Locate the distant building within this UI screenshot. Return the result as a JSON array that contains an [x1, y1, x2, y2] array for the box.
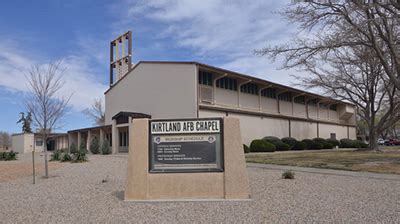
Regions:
[[11, 133, 68, 154]]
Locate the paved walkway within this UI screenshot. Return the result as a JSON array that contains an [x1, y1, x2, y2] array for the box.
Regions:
[[247, 163, 400, 181]]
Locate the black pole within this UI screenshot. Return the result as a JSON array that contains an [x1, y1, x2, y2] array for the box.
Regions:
[[32, 150, 35, 184]]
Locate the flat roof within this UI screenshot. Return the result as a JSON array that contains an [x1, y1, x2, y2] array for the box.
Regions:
[[105, 61, 354, 106]]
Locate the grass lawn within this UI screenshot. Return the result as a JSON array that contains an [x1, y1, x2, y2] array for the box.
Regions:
[[246, 149, 400, 175]]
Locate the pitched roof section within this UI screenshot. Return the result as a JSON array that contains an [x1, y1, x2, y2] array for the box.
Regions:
[[104, 61, 353, 105]]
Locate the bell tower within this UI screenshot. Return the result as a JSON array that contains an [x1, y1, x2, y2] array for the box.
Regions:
[[110, 31, 132, 86]]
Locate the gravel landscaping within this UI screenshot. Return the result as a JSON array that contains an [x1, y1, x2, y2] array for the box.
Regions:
[[1, 153, 399, 223]]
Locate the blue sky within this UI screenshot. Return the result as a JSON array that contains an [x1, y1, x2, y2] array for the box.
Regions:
[[0, 0, 300, 134]]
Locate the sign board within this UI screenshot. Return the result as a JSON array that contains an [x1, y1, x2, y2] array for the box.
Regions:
[[149, 118, 224, 173]]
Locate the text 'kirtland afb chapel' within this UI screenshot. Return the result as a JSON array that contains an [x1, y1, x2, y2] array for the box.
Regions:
[[12, 31, 356, 154]]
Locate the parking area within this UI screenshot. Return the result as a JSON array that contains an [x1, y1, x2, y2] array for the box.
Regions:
[[0, 153, 399, 223]]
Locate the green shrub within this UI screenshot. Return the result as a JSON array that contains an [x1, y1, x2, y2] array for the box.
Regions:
[[282, 170, 295, 179], [275, 142, 291, 151], [73, 149, 88, 163], [243, 144, 250, 153], [340, 138, 354, 148], [101, 140, 112, 155], [313, 138, 333, 149], [60, 153, 72, 162], [69, 143, 77, 154], [301, 139, 314, 149], [79, 142, 87, 152], [281, 137, 298, 149], [311, 141, 324, 150], [250, 139, 276, 152], [89, 137, 100, 154], [292, 141, 307, 150], [0, 152, 4, 161], [262, 136, 282, 145], [50, 149, 63, 161], [326, 139, 340, 148], [354, 140, 368, 148], [2, 151, 17, 161]]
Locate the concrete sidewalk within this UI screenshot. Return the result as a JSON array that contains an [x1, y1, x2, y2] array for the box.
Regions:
[[247, 162, 400, 181]]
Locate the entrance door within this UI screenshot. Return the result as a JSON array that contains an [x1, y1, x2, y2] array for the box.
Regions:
[[119, 130, 129, 153]]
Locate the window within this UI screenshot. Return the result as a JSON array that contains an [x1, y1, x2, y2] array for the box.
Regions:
[[261, 88, 276, 99], [216, 77, 237, 91], [278, 92, 292, 102], [329, 104, 337, 111], [36, 138, 43, 146], [308, 99, 318, 107], [106, 133, 112, 146], [240, 83, 258, 95], [330, 133, 336, 140], [198, 71, 213, 86], [294, 96, 305, 104], [320, 103, 328, 109]]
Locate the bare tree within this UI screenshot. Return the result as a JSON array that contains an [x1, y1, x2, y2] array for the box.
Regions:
[[257, 1, 400, 89], [257, 1, 400, 150], [25, 61, 71, 178], [0, 131, 12, 150], [82, 98, 105, 126]]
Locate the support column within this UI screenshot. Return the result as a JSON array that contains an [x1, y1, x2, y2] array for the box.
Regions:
[[77, 132, 81, 150], [87, 130, 92, 152], [112, 120, 119, 154], [68, 133, 72, 151], [99, 129, 104, 146]]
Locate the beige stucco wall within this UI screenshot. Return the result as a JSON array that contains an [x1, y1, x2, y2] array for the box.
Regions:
[[308, 105, 318, 119], [105, 63, 198, 125], [11, 133, 35, 153], [260, 97, 278, 113], [318, 123, 348, 139], [279, 101, 292, 116], [319, 108, 329, 120], [291, 121, 318, 140], [199, 109, 289, 145], [239, 93, 259, 110], [214, 88, 238, 107], [293, 103, 307, 118], [348, 127, 357, 139]]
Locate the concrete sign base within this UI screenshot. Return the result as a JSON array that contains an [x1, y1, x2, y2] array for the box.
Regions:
[[124, 117, 250, 200]]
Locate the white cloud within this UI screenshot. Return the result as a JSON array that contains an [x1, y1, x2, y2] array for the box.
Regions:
[[121, 0, 308, 86], [0, 39, 108, 112]]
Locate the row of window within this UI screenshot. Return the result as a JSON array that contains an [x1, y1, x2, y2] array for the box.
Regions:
[[198, 71, 338, 110]]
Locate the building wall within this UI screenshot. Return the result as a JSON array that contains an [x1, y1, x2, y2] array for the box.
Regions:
[[214, 88, 238, 107], [279, 101, 292, 116], [199, 109, 289, 145], [318, 123, 348, 139], [293, 103, 307, 118], [11, 133, 35, 153], [291, 121, 318, 140], [199, 109, 355, 145], [105, 63, 198, 124], [239, 93, 259, 110], [260, 97, 278, 113]]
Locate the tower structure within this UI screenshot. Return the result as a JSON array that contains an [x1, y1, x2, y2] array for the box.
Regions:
[[110, 31, 132, 86]]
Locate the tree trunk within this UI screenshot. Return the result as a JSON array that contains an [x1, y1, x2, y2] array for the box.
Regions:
[[369, 129, 379, 151], [43, 133, 48, 178]]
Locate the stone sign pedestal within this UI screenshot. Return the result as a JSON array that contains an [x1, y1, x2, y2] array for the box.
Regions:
[[124, 117, 250, 201]]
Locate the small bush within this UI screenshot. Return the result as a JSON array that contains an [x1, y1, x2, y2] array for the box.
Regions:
[[301, 139, 314, 149], [275, 142, 291, 151], [311, 141, 324, 150], [60, 153, 72, 162], [282, 170, 295, 179], [326, 139, 340, 148], [79, 142, 87, 152], [340, 138, 354, 148], [250, 139, 276, 152], [243, 144, 250, 153], [90, 137, 100, 154], [281, 137, 298, 149], [354, 140, 368, 148], [50, 149, 63, 161], [313, 138, 333, 149], [101, 140, 112, 155], [292, 141, 307, 150], [69, 143, 77, 154], [262, 136, 283, 145], [1, 151, 17, 161], [73, 149, 88, 163]]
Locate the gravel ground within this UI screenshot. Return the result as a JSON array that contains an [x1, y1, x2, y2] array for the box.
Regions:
[[1, 153, 399, 223]]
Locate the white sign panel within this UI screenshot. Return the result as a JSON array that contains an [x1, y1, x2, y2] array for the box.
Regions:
[[150, 119, 220, 134]]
